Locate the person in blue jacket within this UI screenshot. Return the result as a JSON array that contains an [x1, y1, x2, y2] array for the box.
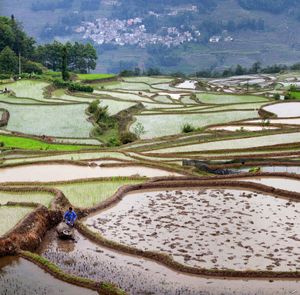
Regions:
[[63, 207, 77, 227]]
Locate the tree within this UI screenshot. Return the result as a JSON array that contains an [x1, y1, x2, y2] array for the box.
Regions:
[[61, 45, 69, 81], [250, 61, 261, 74], [0, 46, 18, 74], [35, 41, 63, 71], [133, 122, 146, 138]]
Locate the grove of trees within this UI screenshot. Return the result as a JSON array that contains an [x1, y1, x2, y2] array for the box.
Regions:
[[0, 15, 97, 75]]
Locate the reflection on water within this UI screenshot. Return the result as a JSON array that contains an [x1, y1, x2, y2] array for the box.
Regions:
[[0, 164, 180, 183], [39, 230, 300, 295], [0, 256, 96, 295], [85, 188, 300, 272]]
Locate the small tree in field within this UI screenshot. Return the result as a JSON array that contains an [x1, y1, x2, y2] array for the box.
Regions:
[[133, 122, 146, 138], [61, 46, 69, 81], [0, 46, 18, 74]]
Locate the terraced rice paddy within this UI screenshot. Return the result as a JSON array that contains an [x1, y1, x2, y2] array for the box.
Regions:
[[0, 206, 33, 236], [209, 125, 278, 131], [2, 74, 300, 294], [131, 110, 259, 138], [0, 80, 50, 101], [85, 188, 300, 271], [152, 132, 300, 153], [0, 164, 180, 183], [263, 102, 300, 117], [0, 103, 92, 138], [39, 230, 300, 295], [0, 257, 96, 295], [0, 191, 53, 207], [175, 80, 197, 89], [53, 179, 145, 208], [237, 176, 300, 193]]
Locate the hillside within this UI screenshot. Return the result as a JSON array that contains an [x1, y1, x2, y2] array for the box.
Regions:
[[2, 0, 300, 73]]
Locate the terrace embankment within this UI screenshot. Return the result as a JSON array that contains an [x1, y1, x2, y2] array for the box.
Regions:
[[85, 188, 300, 272], [0, 206, 62, 256]]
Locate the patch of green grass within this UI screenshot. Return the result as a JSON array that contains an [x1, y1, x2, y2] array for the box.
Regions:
[[0, 206, 33, 236], [0, 191, 54, 207], [0, 134, 96, 151], [290, 91, 300, 99], [78, 73, 115, 81], [54, 178, 145, 208]]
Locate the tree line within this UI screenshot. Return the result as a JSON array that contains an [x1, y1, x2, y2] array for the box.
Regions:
[[194, 62, 293, 78], [0, 16, 97, 75]]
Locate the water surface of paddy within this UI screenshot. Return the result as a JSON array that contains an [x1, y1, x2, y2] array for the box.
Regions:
[[0, 164, 180, 183], [85, 188, 300, 271], [263, 102, 300, 117], [0, 256, 96, 295], [39, 230, 300, 295]]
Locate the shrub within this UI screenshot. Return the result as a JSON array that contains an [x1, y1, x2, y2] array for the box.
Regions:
[[273, 93, 280, 100], [132, 122, 146, 138], [107, 136, 121, 147], [120, 131, 137, 144], [22, 61, 44, 75], [91, 126, 104, 136], [52, 78, 69, 88], [52, 79, 94, 93], [0, 73, 11, 79], [88, 99, 100, 114], [182, 123, 195, 133], [68, 83, 94, 93]]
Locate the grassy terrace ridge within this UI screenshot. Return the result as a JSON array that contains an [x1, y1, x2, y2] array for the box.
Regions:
[[0, 134, 98, 151], [77, 73, 116, 81]]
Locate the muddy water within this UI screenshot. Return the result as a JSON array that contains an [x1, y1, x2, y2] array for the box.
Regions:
[[0, 164, 180, 183], [0, 256, 96, 295], [39, 230, 300, 295], [85, 188, 300, 272]]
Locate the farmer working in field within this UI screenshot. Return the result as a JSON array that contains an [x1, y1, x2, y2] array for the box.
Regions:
[[63, 207, 77, 227]]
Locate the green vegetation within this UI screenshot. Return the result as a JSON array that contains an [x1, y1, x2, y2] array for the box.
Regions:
[[0, 191, 54, 207], [88, 99, 118, 143], [0, 134, 96, 151], [78, 73, 115, 81], [54, 178, 145, 208], [0, 15, 97, 78], [0, 206, 33, 236], [289, 91, 300, 99], [182, 123, 196, 133]]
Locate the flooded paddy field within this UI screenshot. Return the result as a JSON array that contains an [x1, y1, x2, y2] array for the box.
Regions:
[[85, 188, 300, 272], [0, 206, 33, 236], [0, 256, 96, 295], [263, 102, 300, 118], [0, 164, 180, 183], [39, 230, 300, 295], [237, 176, 300, 193], [209, 125, 279, 132]]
